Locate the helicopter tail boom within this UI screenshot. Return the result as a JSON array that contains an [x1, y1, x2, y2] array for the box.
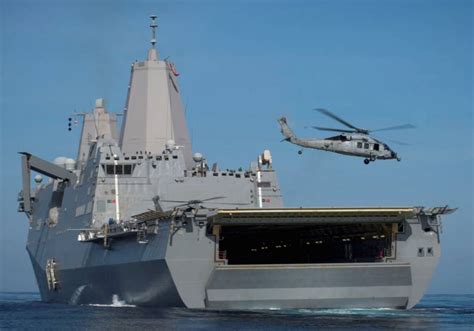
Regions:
[[278, 117, 296, 141]]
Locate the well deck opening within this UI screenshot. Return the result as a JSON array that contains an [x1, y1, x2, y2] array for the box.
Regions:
[[217, 223, 395, 265]]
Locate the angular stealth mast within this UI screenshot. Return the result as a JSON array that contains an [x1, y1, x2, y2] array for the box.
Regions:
[[119, 15, 193, 167], [76, 98, 118, 168]]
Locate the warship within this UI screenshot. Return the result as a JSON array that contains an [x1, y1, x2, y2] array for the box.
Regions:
[[18, 16, 455, 309]]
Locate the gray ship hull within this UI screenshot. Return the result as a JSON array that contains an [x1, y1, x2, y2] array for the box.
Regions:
[[27, 213, 441, 310], [206, 263, 413, 309], [30, 253, 184, 307]]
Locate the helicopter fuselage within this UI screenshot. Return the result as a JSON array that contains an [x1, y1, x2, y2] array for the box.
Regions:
[[277, 116, 404, 163], [288, 134, 399, 161]]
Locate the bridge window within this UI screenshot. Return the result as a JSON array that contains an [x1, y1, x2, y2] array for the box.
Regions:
[[124, 164, 132, 174], [102, 164, 135, 175]]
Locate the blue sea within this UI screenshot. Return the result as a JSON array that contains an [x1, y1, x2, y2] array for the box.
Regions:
[[0, 292, 472, 330]]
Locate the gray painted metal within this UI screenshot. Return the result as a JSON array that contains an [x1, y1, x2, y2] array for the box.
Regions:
[[208, 264, 412, 288], [119, 44, 193, 167], [76, 99, 118, 167], [17, 16, 454, 310], [210, 208, 413, 225], [20, 154, 31, 213], [20, 153, 77, 183], [19, 152, 77, 214]]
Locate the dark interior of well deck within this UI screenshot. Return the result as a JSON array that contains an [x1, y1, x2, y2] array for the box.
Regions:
[[217, 223, 394, 265]]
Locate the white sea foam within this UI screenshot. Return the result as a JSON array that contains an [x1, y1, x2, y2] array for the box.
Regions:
[[88, 294, 136, 308], [296, 307, 400, 316]]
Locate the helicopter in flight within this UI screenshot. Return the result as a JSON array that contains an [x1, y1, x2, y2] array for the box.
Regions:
[[278, 108, 415, 164]]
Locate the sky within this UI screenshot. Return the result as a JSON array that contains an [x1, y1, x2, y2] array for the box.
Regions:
[[0, 0, 472, 294]]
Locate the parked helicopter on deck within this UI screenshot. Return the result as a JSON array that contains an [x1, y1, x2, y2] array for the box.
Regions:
[[278, 108, 415, 164]]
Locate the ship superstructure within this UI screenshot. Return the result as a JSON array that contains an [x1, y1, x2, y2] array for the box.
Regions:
[[18, 16, 454, 309]]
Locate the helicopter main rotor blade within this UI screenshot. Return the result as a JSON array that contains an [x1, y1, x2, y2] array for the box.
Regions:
[[372, 135, 412, 146], [160, 199, 189, 203], [384, 139, 412, 146], [160, 199, 201, 208], [311, 126, 355, 133], [170, 202, 190, 208], [161, 196, 238, 209], [314, 108, 362, 131], [161, 196, 226, 204], [370, 124, 416, 132], [203, 201, 251, 205], [200, 196, 250, 205], [201, 196, 227, 202]]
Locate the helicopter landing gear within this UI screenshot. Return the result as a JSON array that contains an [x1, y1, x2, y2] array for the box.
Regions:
[[364, 159, 370, 165], [298, 150, 303, 155], [397, 157, 401, 162]]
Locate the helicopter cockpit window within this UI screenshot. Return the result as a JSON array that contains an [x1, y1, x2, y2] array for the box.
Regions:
[[364, 143, 369, 149], [357, 142, 362, 148], [374, 144, 380, 151]]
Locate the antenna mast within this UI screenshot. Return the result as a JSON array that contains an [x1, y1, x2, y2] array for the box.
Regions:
[[148, 15, 159, 60], [150, 15, 158, 47]]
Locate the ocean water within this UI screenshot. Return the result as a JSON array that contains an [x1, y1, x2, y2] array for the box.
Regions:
[[0, 292, 472, 330]]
